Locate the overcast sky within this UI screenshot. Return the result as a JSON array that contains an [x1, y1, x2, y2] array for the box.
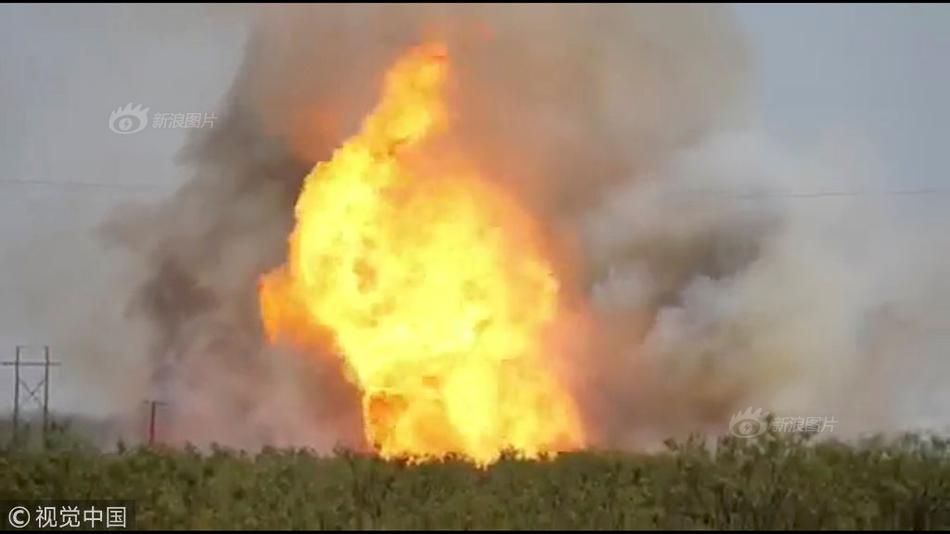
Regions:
[[735, 4, 950, 188], [0, 4, 948, 415]]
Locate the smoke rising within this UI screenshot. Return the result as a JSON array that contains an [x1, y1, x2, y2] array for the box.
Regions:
[[97, 4, 949, 451]]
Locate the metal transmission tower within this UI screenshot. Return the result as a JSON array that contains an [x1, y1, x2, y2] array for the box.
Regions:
[[2, 345, 61, 441]]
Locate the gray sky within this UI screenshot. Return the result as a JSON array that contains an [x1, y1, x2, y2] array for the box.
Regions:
[[0, 4, 948, 415], [735, 4, 950, 188], [0, 4, 246, 415]]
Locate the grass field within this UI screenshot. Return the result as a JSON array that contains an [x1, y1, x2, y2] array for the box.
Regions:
[[2, 425, 949, 529]]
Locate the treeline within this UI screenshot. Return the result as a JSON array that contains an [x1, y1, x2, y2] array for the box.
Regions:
[[1, 429, 949, 529]]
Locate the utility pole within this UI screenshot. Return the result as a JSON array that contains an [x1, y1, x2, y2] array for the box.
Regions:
[[42, 346, 51, 435], [12, 348, 19, 437], [143, 400, 167, 446], [2, 345, 61, 443]]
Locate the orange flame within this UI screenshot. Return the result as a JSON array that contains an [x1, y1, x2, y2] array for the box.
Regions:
[[259, 42, 584, 465]]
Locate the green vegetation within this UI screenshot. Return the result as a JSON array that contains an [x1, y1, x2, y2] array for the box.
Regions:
[[2, 428, 949, 529]]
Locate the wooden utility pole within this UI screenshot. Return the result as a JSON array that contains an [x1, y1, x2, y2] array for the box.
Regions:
[[143, 400, 167, 446]]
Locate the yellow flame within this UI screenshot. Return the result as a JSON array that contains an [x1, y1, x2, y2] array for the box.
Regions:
[[259, 42, 584, 466]]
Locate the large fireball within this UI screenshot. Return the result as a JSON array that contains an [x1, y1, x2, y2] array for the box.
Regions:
[[259, 42, 584, 465]]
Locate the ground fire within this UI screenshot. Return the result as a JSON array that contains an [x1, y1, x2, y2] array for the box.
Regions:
[[258, 42, 585, 465]]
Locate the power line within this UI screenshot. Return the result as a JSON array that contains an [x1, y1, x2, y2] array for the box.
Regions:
[[2, 178, 949, 200], [0, 178, 173, 193], [682, 187, 950, 200]]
